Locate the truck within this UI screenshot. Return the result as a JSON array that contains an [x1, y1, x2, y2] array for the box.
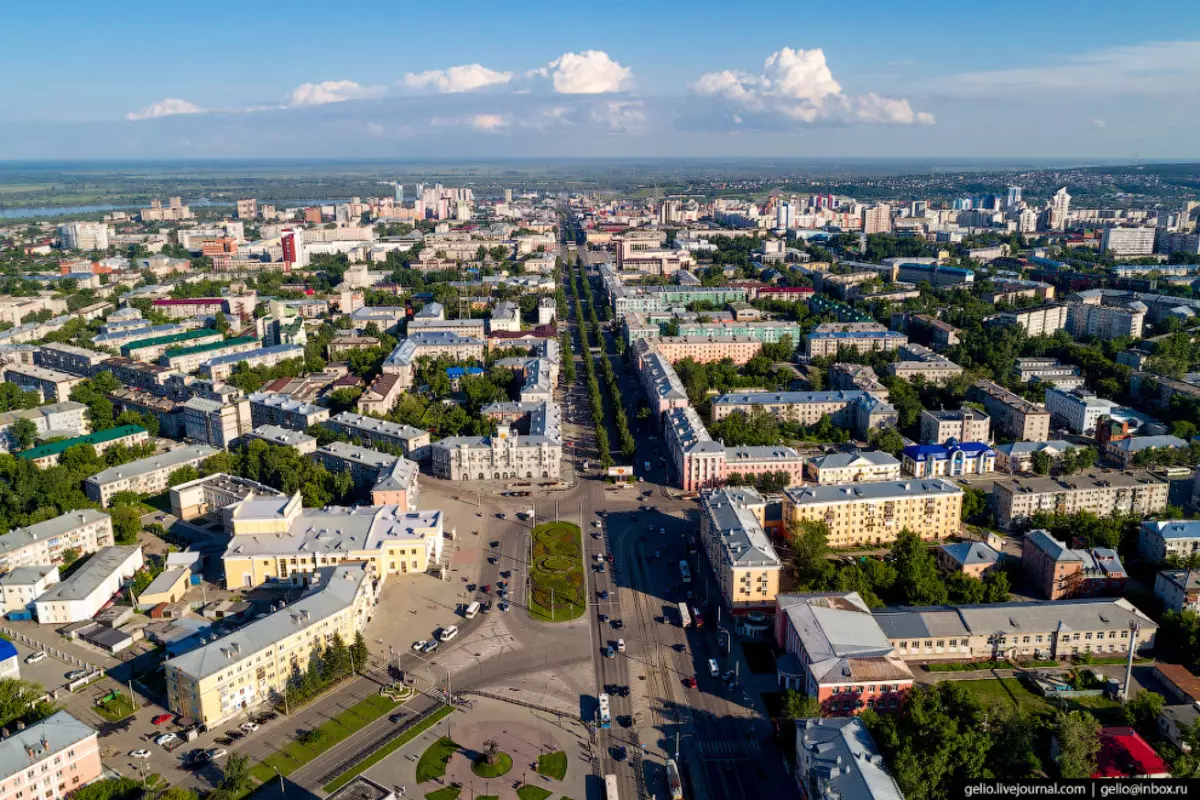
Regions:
[[666, 759, 683, 800], [644, 461, 651, 472]]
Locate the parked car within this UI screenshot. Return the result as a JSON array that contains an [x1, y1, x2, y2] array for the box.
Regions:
[[206, 747, 228, 760], [498, 602, 509, 611], [598, 589, 609, 600], [154, 733, 177, 747], [438, 625, 459, 642], [129, 749, 151, 759], [240, 722, 259, 733], [65, 669, 88, 681], [225, 730, 243, 741], [25, 652, 47, 664], [617, 638, 626, 653], [605, 645, 616, 659], [151, 713, 173, 726], [422, 640, 440, 653], [611, 619, 624, 630], [412, 640, 427, 651], [682, 677, 697, 688]]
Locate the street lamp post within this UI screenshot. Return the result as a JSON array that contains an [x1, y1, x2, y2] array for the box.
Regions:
[[272, 764, 284, 795]]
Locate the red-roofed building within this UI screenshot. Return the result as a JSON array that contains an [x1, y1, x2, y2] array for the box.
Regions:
[[1093, 727, 1170, 778]]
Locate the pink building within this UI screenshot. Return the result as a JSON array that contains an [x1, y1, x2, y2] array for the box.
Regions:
[[651, 335, 764, 366], [633, 340, 690, 417], [0, 711, 101, 799]]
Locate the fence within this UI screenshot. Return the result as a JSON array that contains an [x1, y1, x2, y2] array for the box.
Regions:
[[315, 702, 447, 787], [458, 689, 577, 720], [0, 625, 103, 672]]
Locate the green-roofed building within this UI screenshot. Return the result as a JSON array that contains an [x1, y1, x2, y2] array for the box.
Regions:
[[120, 329, 223, 361], [160, 336, 261, 372], [18, 424, 150, 468]]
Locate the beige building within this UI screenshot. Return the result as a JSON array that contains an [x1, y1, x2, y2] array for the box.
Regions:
[[969, 380, 1050, 442], [169, 472, 285, 522], [0, 510, 113, 572], [992, 471, 1169, 530], [699, 488, 782, 622], [649, 335, 764, 365], [784, 480, 963, 548], [431, 424, 561, 481], [357, 374, 404, 416], [804, 451, 901, 485], [1066, 301, 1146, 341], [991, 303, 1069, 337], [805, 324, 906, 359], [381, 332, 485, 389], [3, 364, 84, 402], [165, 563, 377, 726], [919, 407, 991, 444], [886, 343, 963, 386], [182, 396, 253, 449], [85, 444, 219, 507], [221, 494, 443, 589]]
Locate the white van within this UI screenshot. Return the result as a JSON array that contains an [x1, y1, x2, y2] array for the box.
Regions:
[[438, 625, 459, 642], [464, 601, 481, 619], [708, 658, 720, 678]]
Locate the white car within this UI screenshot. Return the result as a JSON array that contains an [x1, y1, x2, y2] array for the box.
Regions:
[[592, 521, 602, 528], [617, 638, 626, 653], [240, 722, 259, 733], [154, 733, 177, 747], [438, 625, 459, 642], [25, 652, 47, 664], [129, 749, 151, 759], [411, 640, 427, 651]]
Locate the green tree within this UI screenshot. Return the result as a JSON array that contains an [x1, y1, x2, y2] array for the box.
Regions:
[[890, 530, 949, 605], [9, 417, 38, 451], [218, 753, 254, 795], [868, 427, 905, 457], [1031, 450, 1052, 475], [111, 504, 142, 544], [214, 310, 230, 334], [351, 630, 369, 671], [1122, 689, 1165, 731], [781, 688, 821, 719], [168, 466, 200, 487], [961, 487, 988, 522], [0, 677, 57, 728], [790, 519, 833, 588], [1052, 711, 1101, 779]]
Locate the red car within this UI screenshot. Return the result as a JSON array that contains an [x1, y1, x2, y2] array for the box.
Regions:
[[682, 677, 697, 689], [606, 553, 614, 563], [481, 584, 490, 593], [152, 714, 174, 726]]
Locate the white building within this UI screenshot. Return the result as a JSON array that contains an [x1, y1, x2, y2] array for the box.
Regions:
[[58, 222, 109, 251], [1139, 520, 1200, 564], [0, 401, 89, 452], [0, 565, 60, 615], [85, 445, 219, 506], [1101, 227, 1156, 256], [182, 396, 252, 449], [1043, 387, 1121, 435], [34, 545, 143, 625], [0, 510, 113, 572]]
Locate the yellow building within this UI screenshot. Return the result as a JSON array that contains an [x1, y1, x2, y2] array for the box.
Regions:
[[698, 487, 781, 633], [221, 493, 443, 590], [784, 480, 963, 548], [165, 563, 376, 726]]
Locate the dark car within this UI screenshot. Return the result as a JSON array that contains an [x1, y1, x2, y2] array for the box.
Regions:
[[618, 714, 633, 728], [613, 745, 628, 762], [225, 730, 243, 741], [611, 619, 623, 629], [598, 613, 609, 623]]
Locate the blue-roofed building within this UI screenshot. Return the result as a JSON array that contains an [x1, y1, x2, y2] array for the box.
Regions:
[[445, 366, 485, 388], [1105, 434, 1189, 469], [937, 541, 1003, 578], [0, 639, 17, 678], [901, 442, 994, 479], [1139, 520, 1200, 563]]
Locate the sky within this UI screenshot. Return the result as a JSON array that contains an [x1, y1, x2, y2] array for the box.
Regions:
[[3, 0, 1199, 161]]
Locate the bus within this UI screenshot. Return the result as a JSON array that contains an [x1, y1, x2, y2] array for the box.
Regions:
[[666, 759, 683, 800], [679, 560, 691, 584], [598, 693, 611, 728], [677, 602, 691, 629], [464, 601, 481, 619], [605, 774, 620, 800]]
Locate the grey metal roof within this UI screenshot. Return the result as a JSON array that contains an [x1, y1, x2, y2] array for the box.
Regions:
[[714, 390, 868, 406], [248, 391, 327, 418], [203, 344, 303, 369], [702, 488, 781, 568], [139, 567, 189, 598], [166, 564, 369, 681], [0, 509, 110, 557], [795, 718, 905, 800], [0, 564, 57, 585], [1143, 520, 1200, 541], [0, 711, 96, 779], [784, 479, 960, 505], [1025, 530, 1081, 563], [326, 412, 428, 441], [87, 444, 218, 485], [808, 450, 899, 470], [939, 541, 1001, 567], [224, 505, 440, 560], [246, 425, 317, 449], [873, 597, 1157, 640], [36, 546, 141, 602]]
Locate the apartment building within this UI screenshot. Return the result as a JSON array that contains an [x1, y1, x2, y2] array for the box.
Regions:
[[327, 335, 380, 360], [315, 441, 420, 509], [0, 509, 113, 572], [665, 406, 726, 492], [887, 343, 964, 385], [1014, 357, 1085, 390], [1066, 300, 1146, 341], [324, 412, 432, 461], [247, 391, 330, 431], [937, 541, 1003, 578], [649, 336, 765, 366], [3, 364, 85, 402], [632, 339, 690, 416], [723, 446, 806, 487], [1154, 570, 1200, 613], [873, 597, 1157, 662], [35, 545, 143, 625], [222, 497, 443, 589], [984, 279, 1056, 305], [0, 711, 102, 799], [380, 331, 485, 389], [1101, 226, 1156, 256], [969, 380, 1051, 442], [991, 472, 1169, 530], [1022, 530, 1127, 600], [990, 303, 1069, 336], [805, 326, 907, 359], [242, 424, 317, 454], [698, 488, 782, 619], [18, 425, 149, 469], [409, 317, 489, 338], [609, 285, 748, 315], [712, 390, 876, 427], [166, 563, 377, 726], [1139, 520, 1200, 564], [85, 444, 219, 506], [121, 329, 224, 362], [774, 592, 913, 714], [0, 565, 60, 616], [101, 357, 179, 393], [804, 451, 901, 485], [200, 344, 305, 381], [431, 424, 561, 481], [58, 221, 109, 251], [1043, 387, 1122, 435], [0, 401, 89, 452], [160, 336, 259, 373], [93, 322, 185, 349], [783, 480, 963, 548], [34, 343, 109, 376], [182, 396, 252, 449], [357, 373, 404, 416], [993, 440, 1079, 473], [901, 442, 994, 479], [794, 719, 905, 800], [829, 363, 888, 399], [919, 407, 991, 445], [169, 472, 284, 523]]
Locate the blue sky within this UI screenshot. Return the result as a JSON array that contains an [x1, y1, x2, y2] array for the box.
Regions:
[[3, 0, 1199, 160]]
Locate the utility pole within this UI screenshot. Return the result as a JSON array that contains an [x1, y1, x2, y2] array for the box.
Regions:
[[1124, 619, 1139, 701], [675, 729, 680, 763]]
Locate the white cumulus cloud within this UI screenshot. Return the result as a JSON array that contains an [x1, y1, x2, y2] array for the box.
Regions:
[[126, 98, 205, 121], [287, 80, 385, 107], [590, 100, 645, 132], [402, 64, 513, 93], [537, 50, 633, 94], [691, 47, 933, 127]]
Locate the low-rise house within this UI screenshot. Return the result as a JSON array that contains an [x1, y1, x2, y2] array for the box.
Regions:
[[0, 565, 60, 616], [1154, 569, 1200, 613], [993, 440, 1079, 473], [919, 407, 991, 445], [936, 541, 1002, 578], [804, 450, 901, 485], [34, 545, 143, 625], [0, 711, 102, 797], [1022, 530, 1126, 600], [1092, 727, 1169, 778], [901, 442, 994, 479], [1140, 520, 1200, 563]]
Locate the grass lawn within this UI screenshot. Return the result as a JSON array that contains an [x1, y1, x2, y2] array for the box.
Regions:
[[471, 751, 513, 778], [955, 677, 1125, 724], [416, 737, 460, 783], [536, 750, 568, 781], [142, 492, 171, 513], [94, 694, 138, 722], [424, 788, 461, 800], [517, 787, 552, 800], [323, 704, 455, 793], [528, 522, 585, 622], [247, 693, 399, 785]]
